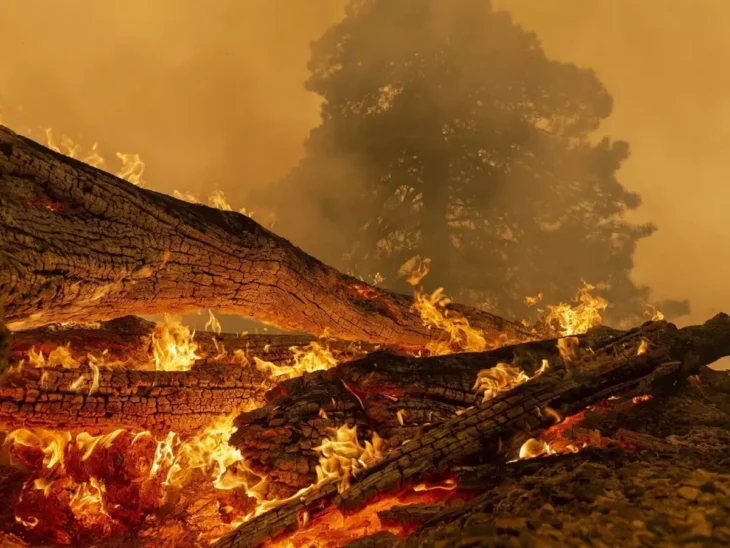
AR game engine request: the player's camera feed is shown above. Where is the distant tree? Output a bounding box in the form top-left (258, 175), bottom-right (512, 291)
top-left (262, 0), bottom-right (685, 322)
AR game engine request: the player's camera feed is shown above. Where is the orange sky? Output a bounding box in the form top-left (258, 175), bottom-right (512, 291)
top-left (1, 0), bottom-right (729, 327)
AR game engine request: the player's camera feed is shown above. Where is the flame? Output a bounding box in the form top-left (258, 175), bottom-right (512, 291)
top-left (400, 256), bottom-right (431, 286)
top-left (644, 304), bottom-right (665, 321)
top-left (557, 336), bottom-right (581, 363)
top-left (115, 152), bottom-right (146, 186)
top-left (524, 293), bottom-right (543, 307)
top-left (315, 425), bottom-right (383, 493)
top-left (75, 430), bottom-right (125, 461)
top-left (632, 394), bottom-right (653, 404)
top-left (151, 316), bottom-right (200, 371)
top-left (69, 478), bottom-right (108, 519)
top-left (473, 359), bottom-right (549, 403)
top-left (205, 309), bottom-right (223, 335)
top-left (5, 429), bottom-right (71, 469)
top-left (518, 438), bottom-right (555, 460)
top-left (26, 344), bottom-right (79, 369)
top-left (637, 338), bottom-right (649, 356)
top-left (412, 287), bottom-right (491, 354)
top-left (254, 342), bottom-right (338, 381)
top-left (543, 282), bottom-right (608, 336)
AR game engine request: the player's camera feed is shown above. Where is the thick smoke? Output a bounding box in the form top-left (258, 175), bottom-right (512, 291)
top-left (2, 0), bottom-right (728, 330)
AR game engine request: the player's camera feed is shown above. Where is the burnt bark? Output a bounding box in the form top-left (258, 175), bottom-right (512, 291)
top-left (0, 125), bottom-right (532, 347)
top-left (0, 362), bottom-right (267, 435)
top-left (215, 314), bottom-right (730, 548)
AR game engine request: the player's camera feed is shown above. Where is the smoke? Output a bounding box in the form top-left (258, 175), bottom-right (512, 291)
top-left (2, 0), bottom-right (729, 330)
top-left (0, 0), bottom-right (345, 198)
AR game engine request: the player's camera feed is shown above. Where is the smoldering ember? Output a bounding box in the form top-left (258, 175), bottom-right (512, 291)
top-left (1, 122), bottom-right (730, 548)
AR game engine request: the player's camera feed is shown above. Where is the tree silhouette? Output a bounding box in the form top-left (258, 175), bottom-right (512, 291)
top-left (262, 0), bottom-right (685, 322)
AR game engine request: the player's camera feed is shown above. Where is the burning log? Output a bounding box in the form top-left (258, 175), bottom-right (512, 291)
top-left (8, 315), bottom-right (373, 370)
top-left (0, 125), bottom-right (532, 347)
top-left (0, 362), bottom-right (267, 435)
top-left (216, 314), bottom-right (730, 547)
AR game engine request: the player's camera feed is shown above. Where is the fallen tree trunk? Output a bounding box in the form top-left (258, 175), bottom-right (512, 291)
top-left (215, 314), bottom-right (730, 548)
top-left (0, 361), bottom-right (267, 435)
top-left (0, 125), bottom-right (533, 347)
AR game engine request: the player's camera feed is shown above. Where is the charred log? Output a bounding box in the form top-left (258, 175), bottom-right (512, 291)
top-left (216, 314), bottom-right (730, 548)
top-left (0, 125), bottom-right (532, 347)
top-left (8, 315), bottom-right (374, 369)
top-left (0, 362), bottom-right (267, 435)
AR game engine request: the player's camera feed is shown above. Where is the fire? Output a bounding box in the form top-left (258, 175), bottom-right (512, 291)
top-left (5, 429), bottom-right (71, 469)
top-left (543, 282), bottom-right (608, 336)
top-left (44, 128), bottom-right (145, 184)
top-left (558, 336), bottom-right (581, 363)
top-left (26, 344), bottom-right (78, 369)
top-left (644, 304), bottom-right (665, 321)
top-left (254, 342), bottom-right (338, 381)
top-left (115, 152), bottom-right (146, 186)
top-left (151, 315), bottom-right (200, 371)
top-left (400, 256), bottom-right (431, 286)
top-left (473, 359), bottom-right (549, 403)
top-left (412, 287), bottom-right (491, 354)
top-left (315, 425), bottom-right (383, 493)
top-left (205, 309), bottom-right (223, 335)
top-left (518, 438), bottom-right (555, 460)
top-left (637, 338), bottom-right (649, 355)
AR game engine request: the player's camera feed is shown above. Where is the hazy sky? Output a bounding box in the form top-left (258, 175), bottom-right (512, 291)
top-left (1, 0), bottom-right (728, 327)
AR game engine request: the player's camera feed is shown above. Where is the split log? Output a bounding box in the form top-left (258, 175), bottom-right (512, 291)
top-left (0, 125), bottom-right (533, 347)
top-left (215, 313), bottom-right (730, 548)
top-left (0, 362), bottom-right (267, 435)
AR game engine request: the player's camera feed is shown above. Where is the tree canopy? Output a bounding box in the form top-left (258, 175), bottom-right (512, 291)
top-left (260, 0), bottom-right (685, 323)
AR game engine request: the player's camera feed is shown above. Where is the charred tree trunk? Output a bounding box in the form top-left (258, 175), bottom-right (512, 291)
top-left (0, 125), bottom-right (532, 347)
top-left (215, 314), bottom-right (730, 548)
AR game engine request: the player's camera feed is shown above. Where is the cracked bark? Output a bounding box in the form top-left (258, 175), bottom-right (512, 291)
top-left (214, 314), bottom-right (730, 548)
top-left (0, 125), bottom-right (533, 347)
top-left (0, 362), bottom-right (267, 435)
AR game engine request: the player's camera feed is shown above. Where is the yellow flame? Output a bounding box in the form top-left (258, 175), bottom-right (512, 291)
top-left (644, 304), bottom-right (665, 321)
top-left (412, 287), bottom-right (489, 355)
top-left (148, 415), bottom-right (251, 491)
top-left (637, 338), bottom-right (649, 356)
top-left (5, 429), bottom-right (71, 469)
top-left (315, 424), bottom-right (383, 493)
top-left (205, 309), bottom-right (222, 335)
top-left (401, 256), bottom-right (431, 286)
top-left (69, 477), bottom-right (108, 519)
top-left (557, 336), bottom-right (581, 363)
top-left (115, 152), bottom-right (145, 186)
top-left (473, 359), bottom-right (549, 403)
top-left (524, 293), bottom-right (543, 307)
top-left (75, 429), bottom-right (125, 461)
top-left (27, 344), bottom-right (79, 369)
top-left (254, 342), bottom-right (338, 381)
top-left (543, 282), bottom-right (608, 336)
top-left (518, 438), bottom-right (555, 460)
top-left (151, 316), bottom-right (200, 371)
